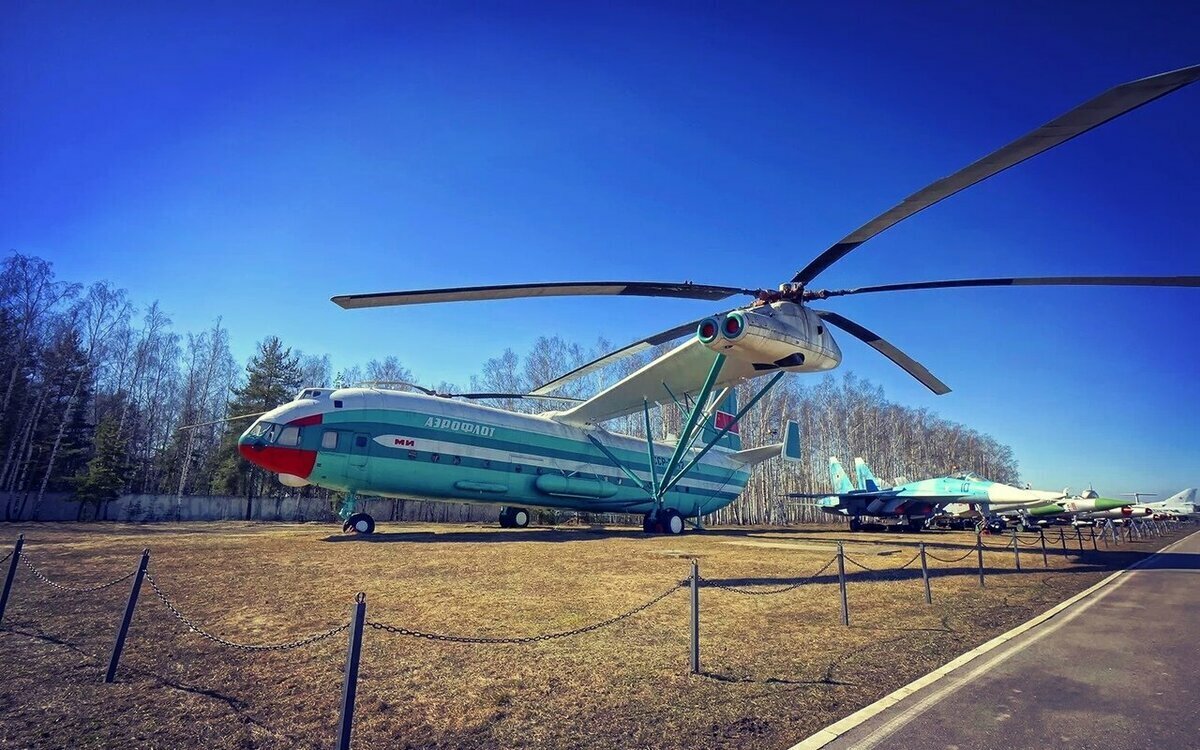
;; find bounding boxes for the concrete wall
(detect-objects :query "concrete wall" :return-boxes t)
[4,493,504,524]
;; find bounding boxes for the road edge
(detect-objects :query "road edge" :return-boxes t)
[787,527,1200,750]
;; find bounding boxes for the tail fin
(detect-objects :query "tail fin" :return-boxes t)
[829,457,854,494]
[854,457,880,492]
[702,389,741,451]
[1162,488,1197,510]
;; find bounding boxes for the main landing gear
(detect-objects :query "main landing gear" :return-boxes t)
[499,506,530,528]
[643,508,685,535]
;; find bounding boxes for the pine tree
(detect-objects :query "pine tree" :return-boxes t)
[74,416,129,519]
[212,337,303,498]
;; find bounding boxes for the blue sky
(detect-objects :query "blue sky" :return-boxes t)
[3,2,1197,498]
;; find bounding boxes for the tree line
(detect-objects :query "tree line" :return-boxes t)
[0,252,1018,524]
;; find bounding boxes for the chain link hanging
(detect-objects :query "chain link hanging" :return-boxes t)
[924,547,978,564]
[368,581,685,644]
[701,555,838,596]
[144,572,348,651]
[21,556,137,593]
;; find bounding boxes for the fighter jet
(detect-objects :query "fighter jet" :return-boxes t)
[790,457,1066,532]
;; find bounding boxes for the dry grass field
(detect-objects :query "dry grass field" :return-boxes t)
[0,520,1182,750]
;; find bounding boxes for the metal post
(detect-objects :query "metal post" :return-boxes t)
[690,560,700,674]
[976,534,985,588]
[1076,527,1084,553]
[1090,527,1098,551]
[837,543,849,626]
[1102,525,1109,547]
[0,534,24,626]
[1040,529,1049,567]
[336,593,367,750]
[1011,527,1021,572]
[1059,528,1067,553]
[919,543,931,604]
[104,549,150,683]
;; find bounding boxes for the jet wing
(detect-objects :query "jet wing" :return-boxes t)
[549,338,761,426]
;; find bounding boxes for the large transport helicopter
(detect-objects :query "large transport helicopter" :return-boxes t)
[236,65,1200,535]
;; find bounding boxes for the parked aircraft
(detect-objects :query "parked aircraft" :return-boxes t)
[1132,488,1197,519]
[233,66,1200,534]
[789,457,1066,531]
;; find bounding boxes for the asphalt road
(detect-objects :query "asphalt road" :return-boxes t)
[819,528,1200,750]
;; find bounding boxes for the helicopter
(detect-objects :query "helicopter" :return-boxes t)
[237,64,1200,535]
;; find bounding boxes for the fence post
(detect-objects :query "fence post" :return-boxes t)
[919,543,931,604]
[976,534,985,588]
[1011,528,1021,572]
[1059,528,1067,553]
[689,559,700,675]
[105,549,150,683]
[837,543,849,626]
[1090,527,1098,551]
[336,592,367,750]
[1040,529,1049,567]
[1076,527,1084,553]
[1101,525,1109,547]
[0,534,24,627]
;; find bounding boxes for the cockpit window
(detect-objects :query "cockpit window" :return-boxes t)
[247,422,276,439]
[952,471,988,482]
[278,426,301,446]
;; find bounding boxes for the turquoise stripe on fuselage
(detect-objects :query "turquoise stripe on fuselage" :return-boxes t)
[307,403,751,516]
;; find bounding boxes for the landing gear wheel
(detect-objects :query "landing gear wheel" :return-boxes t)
[642,513,655,533]
[345,513,375,535]
[849,518,862,532]
[499,508,513,528]
[511,508,530,528]
[661,508,684,535]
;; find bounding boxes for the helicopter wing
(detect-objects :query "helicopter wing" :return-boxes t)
[549,338,760,426]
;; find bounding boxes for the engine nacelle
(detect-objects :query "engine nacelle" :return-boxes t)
[696,304,840,374]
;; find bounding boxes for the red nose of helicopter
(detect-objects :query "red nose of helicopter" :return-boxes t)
[237,415,321,479]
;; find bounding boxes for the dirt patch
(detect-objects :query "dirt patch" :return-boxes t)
[0,521,1179,749]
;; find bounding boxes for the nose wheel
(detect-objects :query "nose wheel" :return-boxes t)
[343,512,376,535]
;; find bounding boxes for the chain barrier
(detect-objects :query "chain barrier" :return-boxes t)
[1017,535,1043,547]
[21,555,137,593]
[842,551,923,576]
[701,556,838,596]
[0,549,11,565]
[368,580,685,643]
[925,547,977,564]
[144,572,348,651]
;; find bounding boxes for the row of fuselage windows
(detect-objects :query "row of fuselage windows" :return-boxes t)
[256,425,694,492]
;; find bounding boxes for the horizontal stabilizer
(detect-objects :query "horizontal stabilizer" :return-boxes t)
[729,443,784,467]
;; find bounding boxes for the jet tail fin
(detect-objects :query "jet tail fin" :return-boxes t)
[854,457,881,492]
[829,457,854,495]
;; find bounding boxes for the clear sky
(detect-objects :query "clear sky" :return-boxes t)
[2,2,1197,499]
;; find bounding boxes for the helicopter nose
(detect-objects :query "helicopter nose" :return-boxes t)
[237,432,317,478]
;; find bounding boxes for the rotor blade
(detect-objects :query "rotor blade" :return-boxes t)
[177,412,266,431]
[453,392,585,403]
[332,281,753,309]
[529,318,705,396]
[814,310,951,395]
[792,64,1200,286]
[808,275,1200,299]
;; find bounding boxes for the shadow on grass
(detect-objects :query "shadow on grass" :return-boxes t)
[697,670,857,687]
[318,525,816,545]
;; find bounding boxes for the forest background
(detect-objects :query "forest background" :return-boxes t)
[0,252,1019,524]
